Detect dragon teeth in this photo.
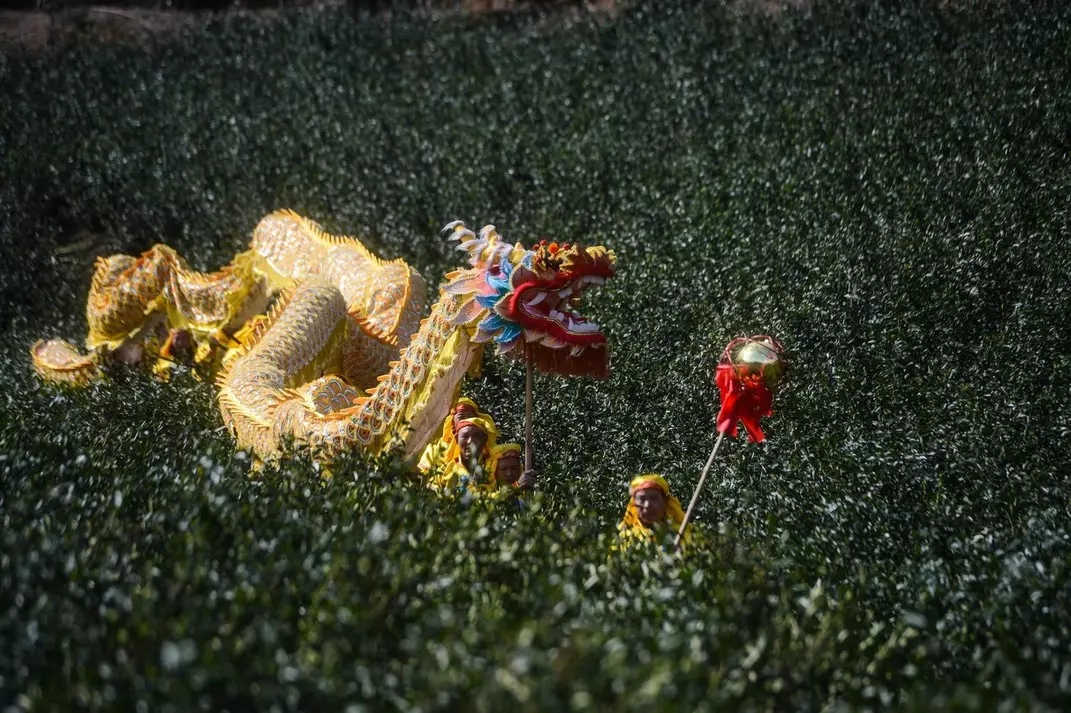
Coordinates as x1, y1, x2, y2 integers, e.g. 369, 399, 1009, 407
568, 318, 600, 334
526, 292, 546, 306
558, 287, 573, 298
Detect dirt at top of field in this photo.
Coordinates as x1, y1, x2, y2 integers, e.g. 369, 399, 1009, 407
0, 0, 814, 53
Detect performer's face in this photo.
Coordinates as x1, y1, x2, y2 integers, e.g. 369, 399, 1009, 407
456, 425, 487, 462
634, 488, 668, 526
494, 455, 521, 485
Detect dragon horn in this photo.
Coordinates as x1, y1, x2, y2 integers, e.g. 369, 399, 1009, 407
442, 220, 465, 235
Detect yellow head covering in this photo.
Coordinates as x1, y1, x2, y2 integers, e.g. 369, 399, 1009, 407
444, 399, 499, 446
423, 410, 501, 492
616, 473, 692, 549
447, 415, 498, 464
629, 474, 670, 496
418, 397, 501, 479
438, 397, 480, 447
487, 442, 523, 482
490, 442, 522, 459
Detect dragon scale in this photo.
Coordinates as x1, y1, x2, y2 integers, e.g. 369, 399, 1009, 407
217, 281, 482, 461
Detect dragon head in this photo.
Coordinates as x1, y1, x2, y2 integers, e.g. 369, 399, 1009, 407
442, 222, 616, 378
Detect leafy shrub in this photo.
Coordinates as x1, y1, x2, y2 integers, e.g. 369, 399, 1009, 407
1, 1, 1069, 709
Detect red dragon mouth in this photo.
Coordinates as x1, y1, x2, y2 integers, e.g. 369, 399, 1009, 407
511, 274, 608, 346
500, 244, 615, 378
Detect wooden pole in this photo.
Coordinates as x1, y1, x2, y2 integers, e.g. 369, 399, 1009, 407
674, 432, 726, 549
524, 343, 534, 473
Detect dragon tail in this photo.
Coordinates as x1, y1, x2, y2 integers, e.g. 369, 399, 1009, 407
30, 338, 101, 386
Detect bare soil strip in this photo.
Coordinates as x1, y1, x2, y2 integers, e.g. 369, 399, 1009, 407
0, 0, 817, 54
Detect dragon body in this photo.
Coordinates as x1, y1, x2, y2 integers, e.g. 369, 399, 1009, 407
33, 213, 615, 464
31, 243, 267, 385
32, 210, 426, 388
248, 211, 427, 391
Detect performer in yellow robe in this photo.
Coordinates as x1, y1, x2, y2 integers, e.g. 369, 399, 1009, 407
418, 397, 477, 473
418, 397, 499, 476
461, 442, 525, 501
423, 411, 499, 493
453, 441, 540, 504
488, 443, 523, 488
615, 474, 693, 550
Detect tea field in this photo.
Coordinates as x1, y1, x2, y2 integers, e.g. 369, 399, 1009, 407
1, 1, 1069, 709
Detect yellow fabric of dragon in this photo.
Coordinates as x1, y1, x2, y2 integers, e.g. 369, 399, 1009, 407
32, 211, 616, 467
31, 210, 426, 390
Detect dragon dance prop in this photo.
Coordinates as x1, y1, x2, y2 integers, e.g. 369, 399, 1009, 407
518, 239, 601, 474
674, 335, 787, 549
31, 211, 616, 465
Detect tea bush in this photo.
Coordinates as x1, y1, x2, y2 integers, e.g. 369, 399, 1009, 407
1, 1, 1069, 709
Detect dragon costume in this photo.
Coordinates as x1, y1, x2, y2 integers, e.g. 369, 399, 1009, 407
32, 212, 616, 465
217, 222, 614, 462
31, 210, 426, 388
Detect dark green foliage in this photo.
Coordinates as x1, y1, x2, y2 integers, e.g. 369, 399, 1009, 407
2, 1, 1070, 709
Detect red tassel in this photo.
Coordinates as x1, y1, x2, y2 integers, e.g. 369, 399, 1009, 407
715, 364, 774, 443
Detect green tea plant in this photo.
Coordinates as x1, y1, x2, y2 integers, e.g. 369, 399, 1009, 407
1, 1, 1069, 709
